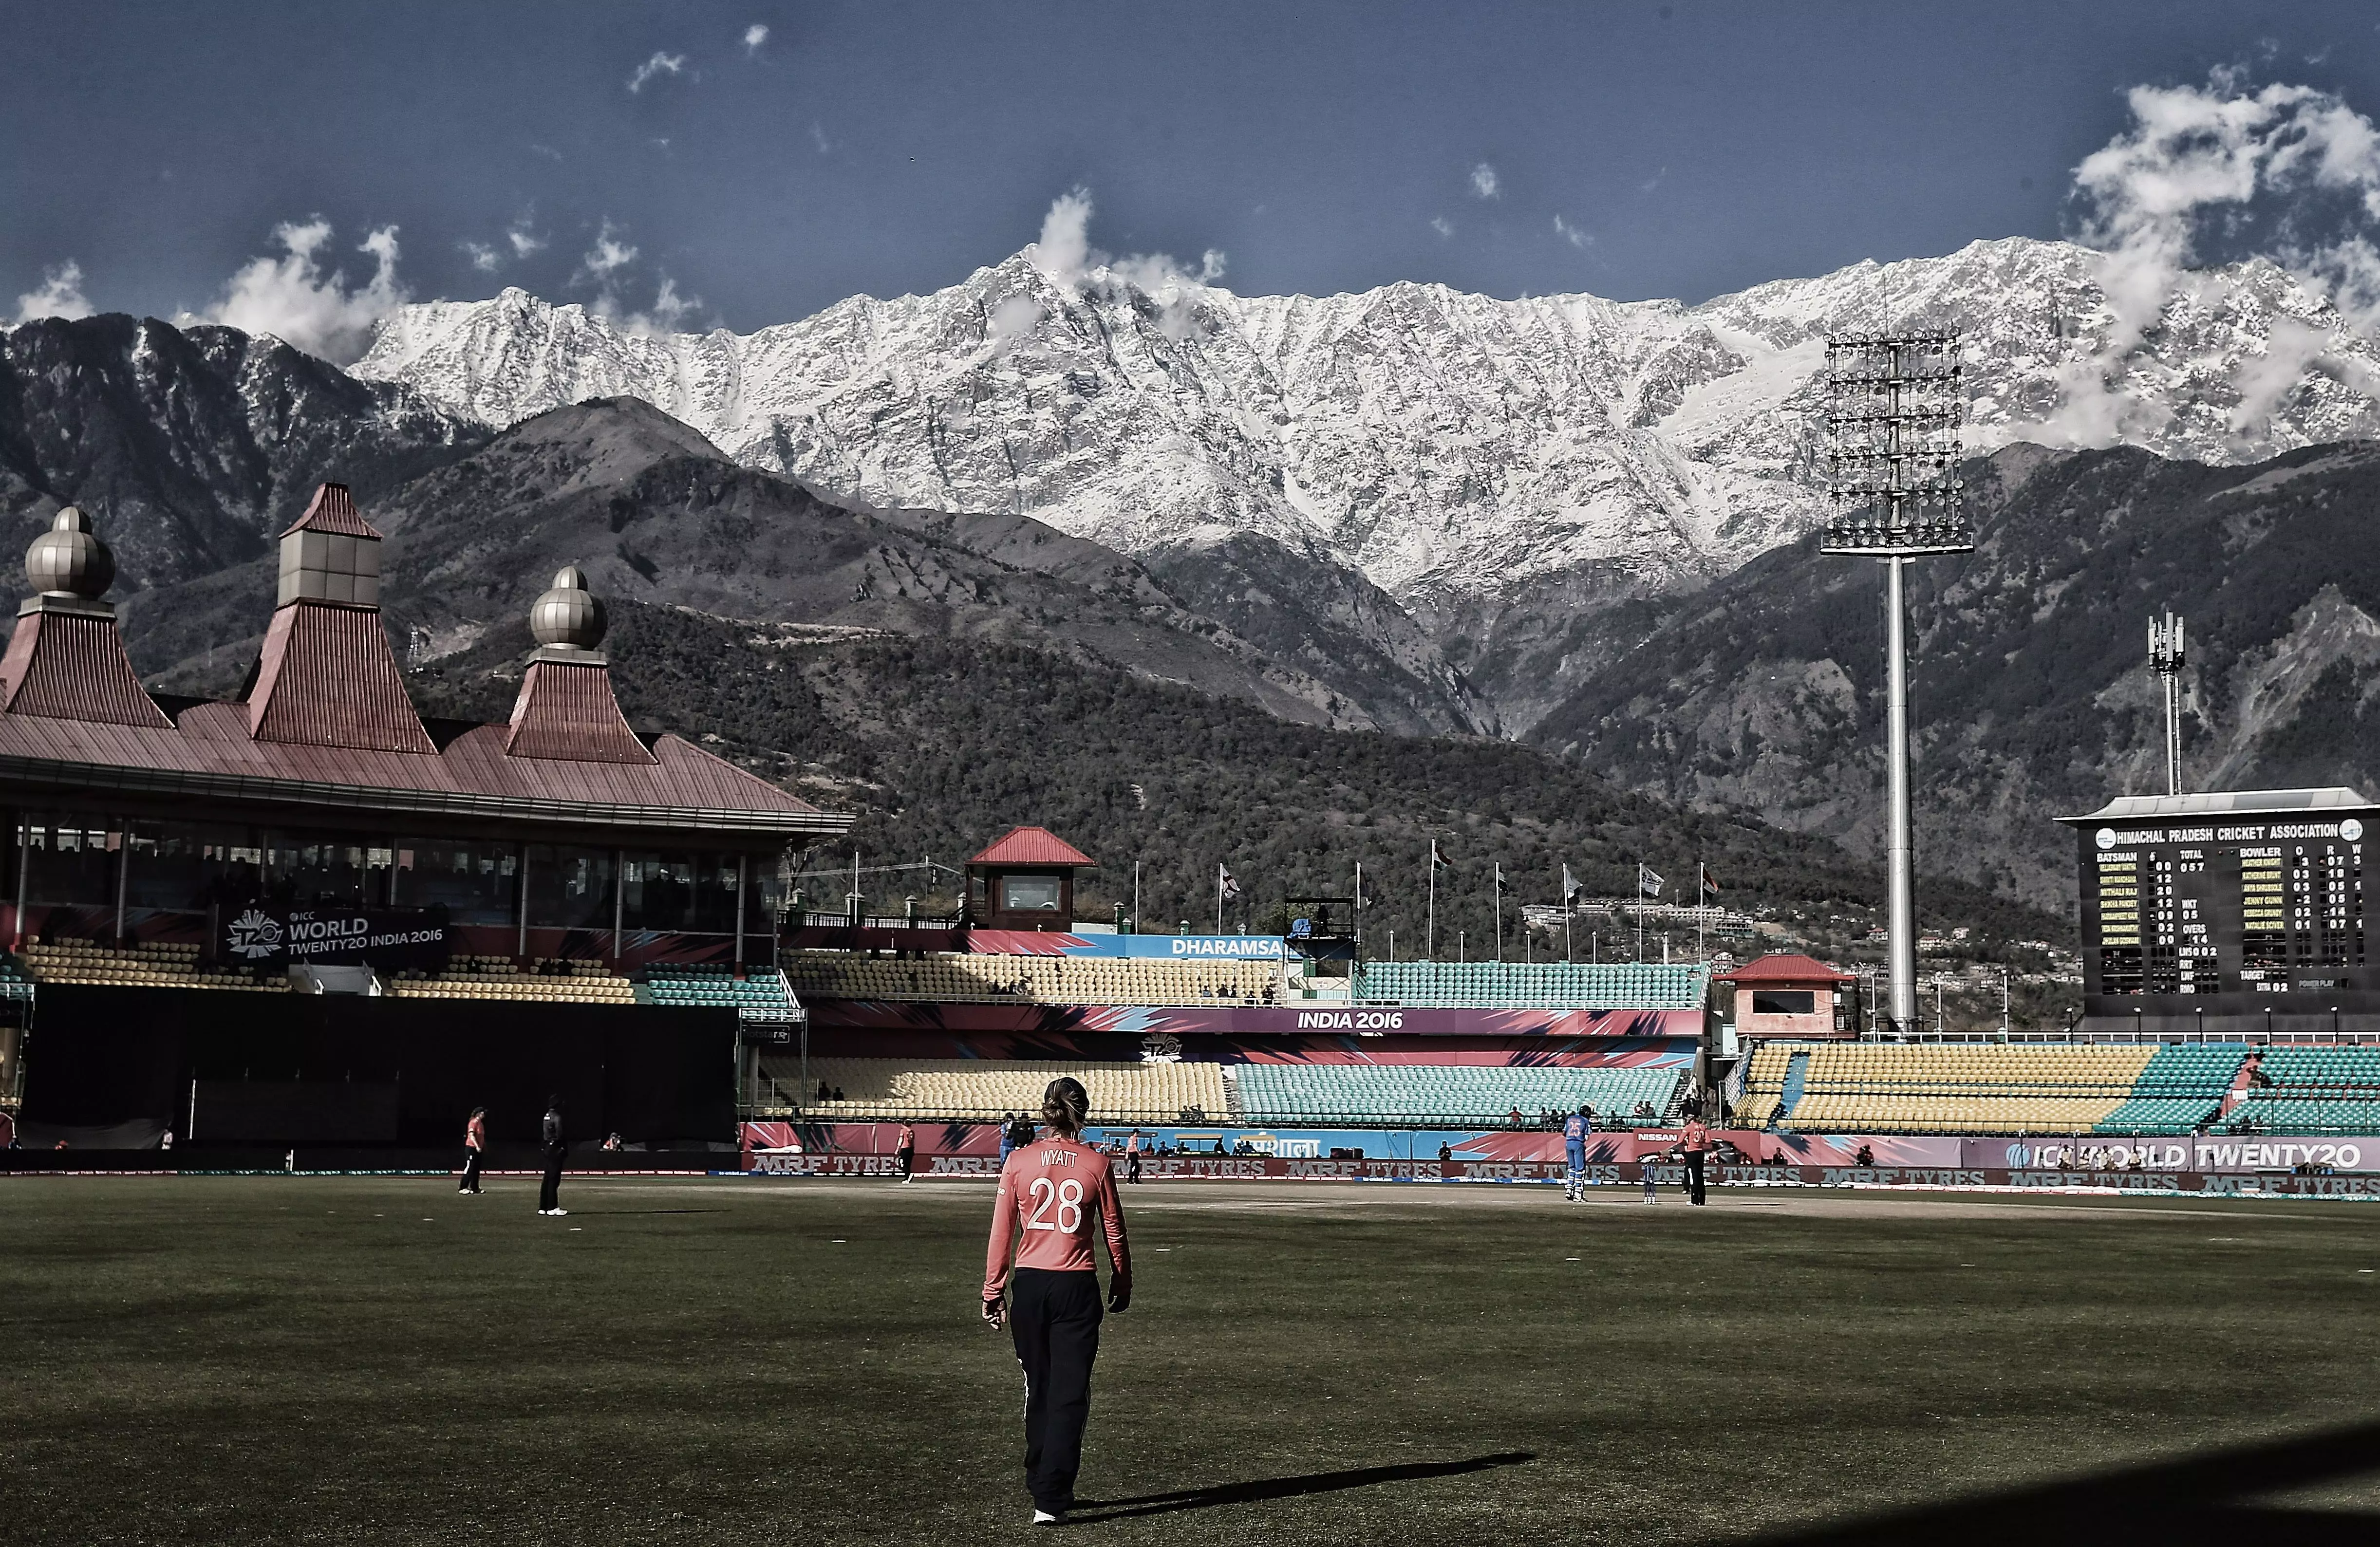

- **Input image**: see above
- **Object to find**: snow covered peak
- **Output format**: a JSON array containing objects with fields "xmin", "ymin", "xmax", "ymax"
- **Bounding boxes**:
[{"xmin": 353, "ymin": 237, "xmax": 2380, "ymax": 603}]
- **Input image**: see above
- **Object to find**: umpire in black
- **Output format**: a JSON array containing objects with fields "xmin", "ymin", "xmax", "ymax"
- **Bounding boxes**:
[{"xmin": 538, "ymin": 1094, "xmax": 568, "ymax": 1216}]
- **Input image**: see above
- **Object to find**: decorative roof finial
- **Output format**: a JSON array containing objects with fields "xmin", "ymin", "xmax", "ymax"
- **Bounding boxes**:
[
  {"xmin": 25, "ymin": 507, "xmax": 115, "ymax": 600},
  {"xmin": 530, "ymin": 565, "xmax": 607, "ymax": 652}
]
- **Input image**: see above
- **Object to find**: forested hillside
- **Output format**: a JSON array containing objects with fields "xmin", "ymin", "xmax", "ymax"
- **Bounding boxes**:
[{"xmin": 413, "ymin": 602, "xmax": 2067, "ymax": 958}]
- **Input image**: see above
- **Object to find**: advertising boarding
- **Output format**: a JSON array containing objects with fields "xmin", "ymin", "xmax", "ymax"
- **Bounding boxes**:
[{"xmin": 969, "ymin": 930, "xmax": 1285, "ymax": 960}]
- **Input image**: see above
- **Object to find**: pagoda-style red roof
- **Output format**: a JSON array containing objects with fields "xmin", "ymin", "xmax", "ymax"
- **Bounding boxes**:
[
  {"xmin": 506, "ymin": 657, "xmax": 656, "ymax": 765},
  {"xmin": 0, "ymin": 605, "xmax": 170, "ymax": 728},
  {"xmin": 1719, "ymin": 953, "xmax": 1856, "ymax": 985},
  {"xmin": 0, "ymin": 698, "xmax": 836, "ymax": 833},
  {"xmin": 279, "ymin": 482, "xmax": 383, "ymax": 539},
  {"xmin": 967, "ymin": 826, "xmax": 1095, "ymax": 867},
  {"xmin": 247, "ymin": 600, "xmax": 436, "ymax": 753}
]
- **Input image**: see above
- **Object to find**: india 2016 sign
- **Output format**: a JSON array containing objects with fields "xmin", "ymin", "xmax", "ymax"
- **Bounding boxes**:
[{"xmin": 222, "ymin": 905, "xmax": 451, "ymax": 972}]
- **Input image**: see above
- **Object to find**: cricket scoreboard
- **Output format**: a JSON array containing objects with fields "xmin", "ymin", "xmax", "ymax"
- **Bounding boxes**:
[{"xmin": 2061, "ymin": 789, "xmax": 2377, "ymax": 1033}]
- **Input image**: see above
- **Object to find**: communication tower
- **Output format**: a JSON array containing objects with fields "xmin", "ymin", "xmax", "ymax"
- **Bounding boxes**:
[
  {"xmin": 1820, "ymin": 333, "xmax": 1970, "ymax": 1038},
  {"xmin": 2149, "ymin": 612, "xmax": 2185, "ymax": 797}
]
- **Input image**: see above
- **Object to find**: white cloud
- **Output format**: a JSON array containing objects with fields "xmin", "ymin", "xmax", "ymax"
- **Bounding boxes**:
[
  {"xmin": 2014, "ymin": 71, "xmax": 2380, "ymax": 448},
  {"xmin": 1027, "ymin": 188, "xmax": 1095, "ymax": 284},
  {"xmin": 599, "ymin": 274, "xmax": 701, "ymax": 338},
  {"xmin": 1469, "ymin": 162, "xmax": 1499, "ymax": 199},
  {"xmin": 1020, "ymin": 189, "xmax": 1224, "ymax": 341},
  {"xmin": 987, "ymin": 293, "xmax": 1041, "ymax": 349},
  {"xmin": 809, "ymin": 121, "xmax": 831, "ymax": 155},
  {"xmin": 627, "ymin": 51, "xmax": 687, "ymax": 93},
  {"xmin": 1552, "ymin": 214, "xmax": 1591, "ymax": 249},
  {"xmin": 743, "ymin": 23, "xmax": 768, "ymax": 55},
  {"xmin": 578, "ymin": 222, "xmax": 639, "ymax": 282},
  {"xmin": 191, "ymin": 220, "xmax": 407, "ymax": 364},
  {"xmin": 13, "ymin": 260, "xmax": 94, "ymax": 323},
  {"xmin": 507, "ymin": 222, "xmax": 546, "ymax": 259},
  {"xmin": 463, "ymin": 241, "xmax": 501, "ymax": 273},
  {"xmin": 1430, "ymin": 216, "xmax": 1455, "ymax": 239}
]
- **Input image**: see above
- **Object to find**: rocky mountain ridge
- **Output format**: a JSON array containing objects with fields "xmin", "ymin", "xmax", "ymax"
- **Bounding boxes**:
[{"xmin": 356, "ymin": 237, "xmax": 2380, "ymax": 636}]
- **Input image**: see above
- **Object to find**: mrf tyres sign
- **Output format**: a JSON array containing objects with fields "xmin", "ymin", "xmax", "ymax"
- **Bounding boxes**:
[{"xmin": 223, "ymin": 905, "xmax": 451, "ymax": 972}]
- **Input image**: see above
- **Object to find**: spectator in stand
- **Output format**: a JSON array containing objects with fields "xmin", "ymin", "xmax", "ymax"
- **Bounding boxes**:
[
  {"xmin": 897, "ymin": 1122, "xmax": 917, "ymax": 1184},
  {"xmin": 818, "ymin": 1080, "xmax": 831, "ymax": 1103},
  {"xmin": 601, "ymin": 1132, "xmax": 624, "ymax": 1153},
  {"xmin": 998, "ymin": 1114, "xmax": 1019, "ymax": 1169},
  {"xmin": 1438, "ymin": 1139, "xmax": 1454, "ymax": 1175},
  {"xmin": 458, "ymin": 1107, "xmax": 487, "ymax": 1195},
  {"xmin": 1509, "ymin": 1106, "xmax": 1524, "ymax": 1130},
  {"xmin": 1681, "ymin": 1116, "xmax": 1709, "ymax": 1206},
  {"xmin": 1855, "ymin": 1143, "xmax": 1874, "ymax": 1169}
]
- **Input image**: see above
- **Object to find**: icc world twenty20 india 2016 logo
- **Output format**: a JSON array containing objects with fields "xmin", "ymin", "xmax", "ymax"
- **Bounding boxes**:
[{"xmin": 226, "ymin": 908, "xmax": 283, "ymax": 960}]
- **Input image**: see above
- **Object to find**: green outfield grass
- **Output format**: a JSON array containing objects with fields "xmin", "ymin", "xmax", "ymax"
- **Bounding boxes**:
[{"xmin": 4, "ymin": 1176, "xmax": 2380, "ymax": 1545}]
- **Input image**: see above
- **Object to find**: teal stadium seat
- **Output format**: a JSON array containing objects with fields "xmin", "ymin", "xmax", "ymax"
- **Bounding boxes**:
[
  {"xmin": 1354, "ymin": 961, "xmax": 1707, "ymax": 1010},
  {"xmin": 2221, "ymin": 1045, "xmax": 2380, "ymax": 1134},
  {"xmin": 2094, "ymin": 1044, "xmax": 2247, "ymax": 1135},
  {"xmin": 1233, "ymin": 1063, "xmax": 1686, "ymax": 1126}
]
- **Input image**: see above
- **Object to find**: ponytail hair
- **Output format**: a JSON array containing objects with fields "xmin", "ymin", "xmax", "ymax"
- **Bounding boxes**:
[{"xmin": 1041, "ymin": 1076, "xmax": 1090, "ymax": 1138}]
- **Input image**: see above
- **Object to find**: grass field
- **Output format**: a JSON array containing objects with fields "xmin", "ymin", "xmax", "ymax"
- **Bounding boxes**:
[{"xmin": 5, "ymin": 1175, "xmax": 2380, "ymax": 1545}]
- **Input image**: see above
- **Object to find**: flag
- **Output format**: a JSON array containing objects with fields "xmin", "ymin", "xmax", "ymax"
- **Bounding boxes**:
[
  {"xmin": 1638, "ymin": 862, "xmax": 1664, "ymax": 898},
  {"xmin": 1701, "ymin": 865, "xmax": 1722, "ymax": 899},
  {"xmin": 1218, "ymin": 865, "xmax": 1241, "ymax": 901},
  {"xmin": 1493, "ymin": 862, "xmax": 1505, "ymax": 894},
  {"xmin": 1429, "ymin": 840, "xmax": 1450, "ymax": 870},
  {"xmin": 1562, "ymin": 864, "xmax": 1581, "ymax": 905}
]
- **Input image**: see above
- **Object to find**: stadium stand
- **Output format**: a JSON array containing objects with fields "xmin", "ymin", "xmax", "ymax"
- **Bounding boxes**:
[
  {"xmin": 386, "ymin": 955, "xmax": 636, "ymax": 1003},
  {"xmin": 758, "ymin": 1056, "xmax": 1229, "ymax": 1123},
  {"xmin": 20, "ymin": 937, "xmax": 289, "ymax": 991},
  {"xmin": 1232, "ymin": 1062, "xmax": 1686, "ymax": 1127},
  {"xmin": 638, "ymin": 963, "xmax": 796, "ymax": 1019},
  {"xmin": 1740, "ymin": 1044, "xmax": 2160, "ymax": 1135},
  {"xmin": 1356, "ymin": 961, "xmax": 1707, "ymax": 1009},
  {"xmin": 2092, "ymin": 1044, "xmax": 2246, "ymax": 1134},
  {"xmin": 2220, "ymin": 1046, "xmax": 2380, "ymax": 1134},
  {"xmin": 780, "ymin": 952, "xmax": 1279, "ymax": 1006}
]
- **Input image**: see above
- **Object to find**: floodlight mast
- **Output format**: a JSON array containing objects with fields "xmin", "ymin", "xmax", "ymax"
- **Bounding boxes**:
[
  {"xmin": 2149, "ymin": 612, "xmax": 2186, "ymax": 797},
  {"xmin": 1820, "ymin": 333, "xmax": 1971, "ymax": 1039}
]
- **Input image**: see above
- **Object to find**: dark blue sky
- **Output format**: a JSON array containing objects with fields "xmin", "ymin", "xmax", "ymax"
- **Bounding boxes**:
[{"xmin": 8, "ymin": 1, "xmax": 2380, "ymax": 332}]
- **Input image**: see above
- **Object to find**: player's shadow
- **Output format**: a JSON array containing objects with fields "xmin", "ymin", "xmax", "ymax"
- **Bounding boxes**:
[
  {"xmin": 1732, "ymin": 1419, "xmax": 2380, "ymax": 1546},
  {"xmin": 1063, "ymin": 1450, "xmax": 1533, "ymax": 1522}
]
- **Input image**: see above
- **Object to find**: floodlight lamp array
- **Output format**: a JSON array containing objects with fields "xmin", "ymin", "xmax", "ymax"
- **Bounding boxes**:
[{"xmin": 1818, "ymin": 331, "xmax": 1973, "ymax": 556}]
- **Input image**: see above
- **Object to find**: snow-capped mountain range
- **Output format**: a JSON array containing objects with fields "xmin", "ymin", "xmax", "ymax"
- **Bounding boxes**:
[{"xmin": 355, "ymin": 236, "xmax": 2380, "ymax": 612}]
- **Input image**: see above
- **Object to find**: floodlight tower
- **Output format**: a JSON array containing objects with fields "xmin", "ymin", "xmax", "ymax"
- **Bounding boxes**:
[
  {"xmin": 1821, "ymin": 333, "xmax": 1970, "ymax": 1039},
  {"xmin": 2149, "ymin": 611, "xmax": 2185, "ymax": 797}
]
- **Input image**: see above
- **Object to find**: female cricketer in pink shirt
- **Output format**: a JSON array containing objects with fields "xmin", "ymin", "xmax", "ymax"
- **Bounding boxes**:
[{"xmin": 983, "ymin": 1077, "xmax": 1131, "ymax": 1525}]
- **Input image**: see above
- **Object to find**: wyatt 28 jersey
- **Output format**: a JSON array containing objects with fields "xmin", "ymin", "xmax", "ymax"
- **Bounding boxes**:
[{"xmin": 983, "ymin": 1137, "xmax": 1131, "ymax": 1297}]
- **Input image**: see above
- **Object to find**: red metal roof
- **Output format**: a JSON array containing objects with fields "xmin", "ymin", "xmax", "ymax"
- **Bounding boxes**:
[
  {"xmin": 247, "ymin": 602, "xmax": 437, "ymax": 753},
  {"xmin": 967, "ymin": 826, "xmax": 1096, "ymax": 867},
  {"xmin": 0, "ymin": 698, "xmax": 834, "ymax": 833},
  {"xmin": 279, "ymin": 483, "xmax": 382, "ymax": 540},
  {"xmin": 505, "ymin": 657, "xmax": 656, "ymax": 765},
  {"xmin": 1718, "ymin": 952, "xmax": 1856, "ymax": 985},
  {"xmin": 0, "ymin": 606, "xmax": 170, "ymax": 728}
]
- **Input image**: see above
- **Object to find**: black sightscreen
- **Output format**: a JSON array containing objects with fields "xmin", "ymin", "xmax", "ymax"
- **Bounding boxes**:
[{"xmin": 19, "ymin": 986, "xmax": 734, "ymax": 1147}]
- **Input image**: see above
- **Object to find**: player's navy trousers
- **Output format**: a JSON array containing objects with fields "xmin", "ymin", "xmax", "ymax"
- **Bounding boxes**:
[
  {"xmin": 1684, "ymin": 1151, "xmax": 1705, "ymax": 1205},
  {"xmin": 1010, "ymin": 1267, "xmax": 1103, "ymax": 1510},
  {"xmin": 538, "ymin": 1144, "xmax": 564, "ymax": 1211}
]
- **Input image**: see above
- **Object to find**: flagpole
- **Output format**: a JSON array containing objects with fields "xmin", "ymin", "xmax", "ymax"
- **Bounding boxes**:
[
  {"xmin": 1133, "ymin": 859, "xmax": 1141, "ymax": 935},
  {"xmin": 1636, "ymin": 859, "xmax": 1644, "ymax": 961},
  {"xmin": 1354, "ymin": 861, "xmax": 1364, "ymax": 953},
  {"xmin": 1215, "ymin": 862, "xmax": 1223, "ymax": 933},
  {"xmin": 1426, "ymin": 842, "xmax": 1437, "ymax": 960},
  {"xmin": 1697, "ymin": 860, "xmax": 1706, "ymax": 963},
  {"xmin": 1493, "ymin": 865, "xmax": 1502, "ymax": 963}
]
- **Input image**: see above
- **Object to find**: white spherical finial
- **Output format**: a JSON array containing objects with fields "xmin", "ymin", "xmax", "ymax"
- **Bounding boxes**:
[
  {"xmin": 26, "ymin": 506, "xmax": 115, "ymax": 599},
  {"xmin": 530, "ymin": 564, "xmax": 607, "ymax": 650}
]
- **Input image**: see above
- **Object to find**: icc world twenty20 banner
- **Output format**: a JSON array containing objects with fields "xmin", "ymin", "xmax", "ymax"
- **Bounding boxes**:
[{"xmin": 221, "ymin": 904, "xmax": 452, "ymax": 972}]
